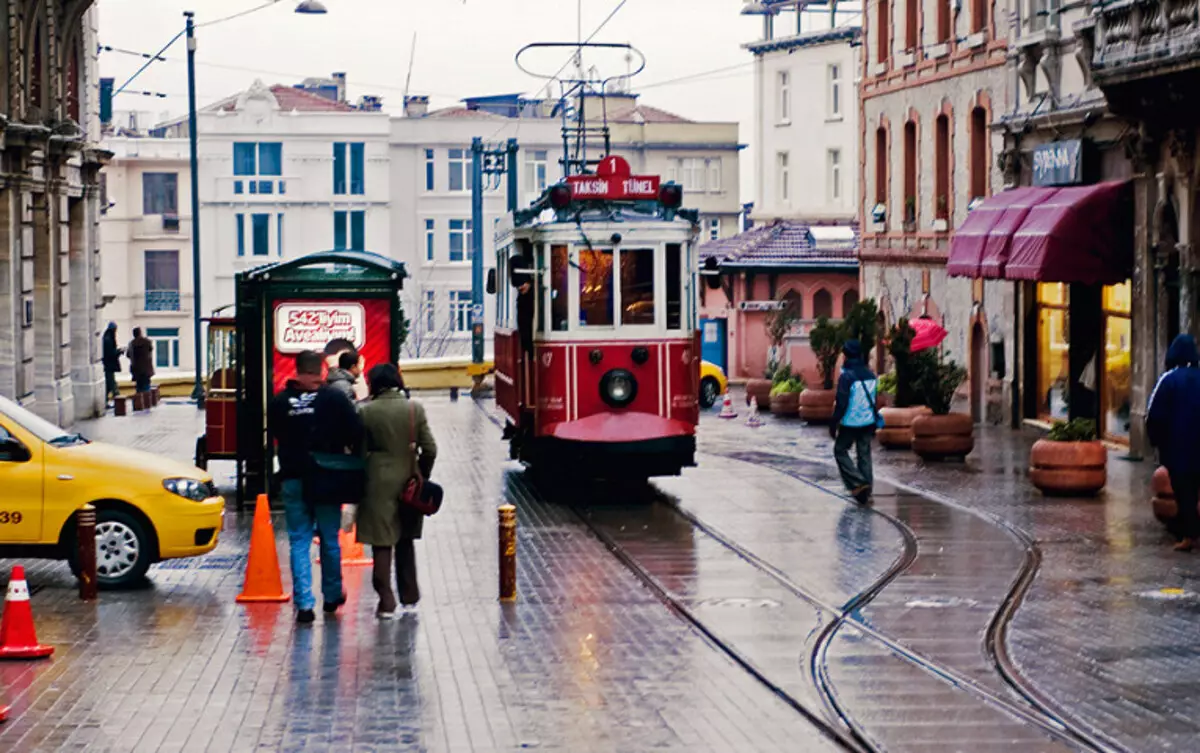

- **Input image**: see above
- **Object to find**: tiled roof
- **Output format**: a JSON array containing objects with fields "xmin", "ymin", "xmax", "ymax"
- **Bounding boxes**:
[
  {"xmin": 207, "ymin": 85, "xmax": 355, "ymax": 113},
  {"xmin": 425, "ymin": 106, "xmax": 509, "ymax": 120},
  {"xmin": 698, "ymin": 220, "xmax": 859, "ymax": 269},
  {"xmin": 608, "ymin": 103, "xmax": 692, "ymax": 124}
]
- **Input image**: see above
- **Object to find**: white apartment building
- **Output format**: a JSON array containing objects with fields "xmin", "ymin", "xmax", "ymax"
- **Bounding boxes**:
[
  {"xmin": 746, "ymin": 3, "xmax": 862, "ymax": 221},
  {"xmin": 100, "ymin": 133, "xmax": 195, "ymax": 377}
]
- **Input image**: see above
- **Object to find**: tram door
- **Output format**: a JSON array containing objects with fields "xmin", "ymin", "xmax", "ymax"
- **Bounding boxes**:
[{"xmin": 701, "ymin": 318, "xmax": 727, "ymax": 372}]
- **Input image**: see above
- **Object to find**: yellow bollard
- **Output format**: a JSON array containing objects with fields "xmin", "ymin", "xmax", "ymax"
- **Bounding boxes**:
[{"xmin": 498, "ymin": 504, "xmax": 517, "ymax": 601}]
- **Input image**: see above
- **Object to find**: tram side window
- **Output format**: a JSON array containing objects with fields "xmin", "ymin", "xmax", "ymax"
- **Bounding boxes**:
[
  {"xmin": 497, "ymin": 251, "xmax": 508, "ymax": 327},
  {"xmin": 536, "ymin": 244, "xmax": 547, "ymax": 333},
  {"xmin": 666, "ymin": 243, "xmax": 682, "ymax": 330},
  {"xmin": 550, "ymin": 244, "xmax": 570, "ymax": 332},
  {"xmin": 579, "ymin": 248, "xmax": 614, "ymax": 327},
  {"xmin": 621, "ymin": 249, "xmax": 655, "ymax": 325}
]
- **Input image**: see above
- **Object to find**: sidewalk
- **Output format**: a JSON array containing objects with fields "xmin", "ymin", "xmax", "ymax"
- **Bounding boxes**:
[{"xmin": 694, "ymin": 390, "xmax": 1197, "ymax": 753}]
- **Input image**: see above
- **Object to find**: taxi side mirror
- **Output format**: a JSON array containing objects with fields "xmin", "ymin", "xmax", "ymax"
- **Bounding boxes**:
[{"xmin": 486, "ymin": 268, "xmax": 497, "ymax": 295}]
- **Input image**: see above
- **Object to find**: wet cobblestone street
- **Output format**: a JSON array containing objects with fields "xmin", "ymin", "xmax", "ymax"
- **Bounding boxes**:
[{"xmin": 0, "ymin": 392, "xmax": 1195, "ymax": 752}]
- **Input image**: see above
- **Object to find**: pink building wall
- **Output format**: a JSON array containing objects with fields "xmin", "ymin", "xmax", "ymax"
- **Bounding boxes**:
[{"xmin": 699, "ymin": 270, "xmax": 860, "ymax": 384}]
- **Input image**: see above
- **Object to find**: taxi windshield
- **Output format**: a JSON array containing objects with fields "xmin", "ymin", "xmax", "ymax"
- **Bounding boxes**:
[{"xmin": 0, "ymin": 394, "xmax": 79, "ymax": 444}]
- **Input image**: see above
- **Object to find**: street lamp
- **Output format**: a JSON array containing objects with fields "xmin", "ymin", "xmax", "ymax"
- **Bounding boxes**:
[{"xmin": 183, "ymin": 2, "xmax": 326, "ymax": 407}]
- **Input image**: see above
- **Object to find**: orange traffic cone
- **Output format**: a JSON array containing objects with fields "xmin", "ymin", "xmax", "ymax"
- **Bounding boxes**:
[
  {"xmin": 718, "ymin": 392, "xmax": 737, "ymax": 419},
  {"xmin": 236, "ymin": 495, "xmax": 290, "ymax": 604},
  {"xmin": 0, "ymin": 566, "xmax": 54, "ymax": 659}
]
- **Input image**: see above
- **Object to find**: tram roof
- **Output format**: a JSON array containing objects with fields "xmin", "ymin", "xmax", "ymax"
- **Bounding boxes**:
[{"xmin": 238, "ymin": 250, "xmax": 407, "ymax": 284}]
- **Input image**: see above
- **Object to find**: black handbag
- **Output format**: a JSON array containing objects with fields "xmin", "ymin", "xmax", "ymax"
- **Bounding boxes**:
[
  {"xmin": 306, "ymin": 451, "xmax": 366, "ymax": 506},
  {"xmin": 400, "ymin": 404, "xmax": 442, "ymax": 516}
]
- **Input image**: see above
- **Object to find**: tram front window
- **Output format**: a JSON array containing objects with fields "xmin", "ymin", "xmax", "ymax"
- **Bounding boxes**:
[
  {"xmin": 550, "ymin": 244, "xmax": 570, "ymax": 332},
  {"xmin": 621, "ymin": 248, "xmax": 655, "ymax": 325},
  {"xmin": 579, "ymin": 248, "xmax": 614, "ymax": 327}
]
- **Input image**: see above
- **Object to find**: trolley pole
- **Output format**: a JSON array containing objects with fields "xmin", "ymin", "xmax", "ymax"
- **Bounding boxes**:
[{"xmin": 185, "ymin": 11, "xmax": 205, "ymax": 407}]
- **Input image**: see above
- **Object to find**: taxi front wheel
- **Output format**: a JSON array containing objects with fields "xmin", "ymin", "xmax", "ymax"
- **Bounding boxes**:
[{"xmin": 68, "ymin": 508, "xmax": 153, "ymax": 589}]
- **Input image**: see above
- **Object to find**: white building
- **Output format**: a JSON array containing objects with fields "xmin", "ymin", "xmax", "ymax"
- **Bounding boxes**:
[
  {"xmin": 745, "ymin": 3, "xmax": 862, "ymax": 221},
  {"xmin": 99, "ymin": 133, "xmax": 195, "ymax": 377}
]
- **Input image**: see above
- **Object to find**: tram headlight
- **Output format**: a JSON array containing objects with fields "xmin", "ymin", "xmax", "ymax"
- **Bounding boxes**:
[{"xmin": 600, "ymin": 369, "xmax": 638, "ymax": 409}]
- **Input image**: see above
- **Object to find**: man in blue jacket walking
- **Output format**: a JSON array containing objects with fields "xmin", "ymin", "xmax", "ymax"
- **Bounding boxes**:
[
  {"xmin": 1147, "ymin": 334, "xmax": 1200, "ymax": 551},
  {"xmin": 831, "ymin": 339, "xmax": 879, "ymax": 505}
]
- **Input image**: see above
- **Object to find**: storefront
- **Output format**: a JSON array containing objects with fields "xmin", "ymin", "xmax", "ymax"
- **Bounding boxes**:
[{"xmin": 948, "ymin": 139, "xmax": 1135, "ymax": 441}]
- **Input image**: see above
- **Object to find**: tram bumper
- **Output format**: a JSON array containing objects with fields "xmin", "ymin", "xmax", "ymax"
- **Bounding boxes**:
[{"xmin": 541, "ymin": 412, "xmax": 696, "ymax": 477}]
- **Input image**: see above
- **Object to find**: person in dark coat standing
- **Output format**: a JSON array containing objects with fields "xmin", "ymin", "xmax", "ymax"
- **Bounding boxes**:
[
  {"xmin": 101, "ymin": 323, "xmax": 123, "ymax": 402},
  {"xmin": 268, "ymin": 349, "xmax": 364, "ymax": 623},
  {"xmin": 358, "ymin": 363, "xmax": 438, "ymax": 616},
  {"xmin": 1147, "ymin": 334, "xmax": 1200, "ymax": 551},
  {"xmin": 831, "ymin": 339, "xmax": 880, "ymax": 505},
  {"xmin": 127, "ymin": 328, "xmax": 155, "ymax": 394}
]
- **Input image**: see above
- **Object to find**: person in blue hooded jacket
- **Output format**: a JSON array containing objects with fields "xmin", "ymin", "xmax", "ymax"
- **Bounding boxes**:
[
  {"xmin": 831, "ymin": 339, "xmax": 879, "ymax": 505},
  {"xmin": 1147, "ymin": 334, "xmax": 1200, "ymax": 551}
]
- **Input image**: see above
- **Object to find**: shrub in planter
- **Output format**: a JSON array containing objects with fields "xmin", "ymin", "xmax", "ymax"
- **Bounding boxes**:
[
  {"xmin": 1030, "ymin": 419, "xmax": 1107, "ymax": 496},
  {"xmin": 769, "ymin": 375, "xmax": 806, "ymax": 416},
  {"xmin": 800, "ymin": 316, "xmax": 844, "ymax": 423},
  {"xmin": 878, "ymin": 405, "xmax": 931, "ymax": 448},
  {"xmin": 911, "ymin": 356, "xmax": 973, "ymax": 460},
  {"xmin": 877, "ymin": 371, "xmax": 897, "ymax": 409},
  {"xmin": 746, "ymin": 359, "xmax": 779, "ymax": 409}
]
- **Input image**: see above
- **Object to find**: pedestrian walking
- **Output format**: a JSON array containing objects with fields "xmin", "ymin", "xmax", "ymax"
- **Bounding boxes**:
[
  {"xmin": 101, "ymin": 323, "xmax": 123, "ymax": 403},
  {"xmin": 127, "ymin": 327, "xmax": 155, "ymax": 394},
  {"xmin": 358, "ymin": 363, "xmax": 439, "ymax": 617},
  {"xmin": 1147, "ymin": 334, "xmax": 1200, "ymax": 551},
  {"xmin": 326, "ymin": 349, "xmax": 361, "ymax": 402},
  {"xmin": 268, "ymin": 349, "xmax": 364, "ymax": 623},
  {"xmin": 831, "ymin": 339, "xmax": 881, "ymax": 505}
]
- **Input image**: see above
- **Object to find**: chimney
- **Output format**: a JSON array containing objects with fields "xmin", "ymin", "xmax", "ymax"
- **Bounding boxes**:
[
  {"xmin": 331, "ymin": 72, "xmax": 347, "ymax": 103},
  {"xmin": 358, "ymin": 95, "xmax": 383, "ymax": 112},
  {"xmin": 404, "ymin": 95, "xmax": 429, "ymax": 118}
]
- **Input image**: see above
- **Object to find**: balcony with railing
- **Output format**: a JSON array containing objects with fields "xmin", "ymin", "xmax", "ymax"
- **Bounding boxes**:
[
  {"xmin": 1086, "ymin": 0, "xmax": 1200, "ymax": 92},
  {"xmin": 144, "ymin": 290, "xmax": 182, "ymax": 312}
]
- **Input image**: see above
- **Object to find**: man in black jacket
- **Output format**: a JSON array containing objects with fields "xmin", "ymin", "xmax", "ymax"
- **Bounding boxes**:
[
  {"xmin": 268, "ymin": 349, "xmax": 363, "ymax": 623},
  {"xmin": 101, "ymin": 323, "xmax": 123, "ymax": 403},
  {"xmin": 1148, "ymin": 334, "xmax": 1200, "ymax": 551}
]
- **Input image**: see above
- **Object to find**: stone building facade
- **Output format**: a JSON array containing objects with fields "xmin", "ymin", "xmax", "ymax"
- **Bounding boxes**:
[
  {"xmin": 0, "ymin": 1, "xmax": 107, "ymax": 425},
  {"xmin": 859, "ymin": 0, "xmax": 1012, "ymax": 423}
]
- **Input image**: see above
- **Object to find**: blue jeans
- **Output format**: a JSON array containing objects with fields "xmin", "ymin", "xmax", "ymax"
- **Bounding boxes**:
[{"xmin": 281, "ymin": 479, "xmax": 343, "ymax": 611}]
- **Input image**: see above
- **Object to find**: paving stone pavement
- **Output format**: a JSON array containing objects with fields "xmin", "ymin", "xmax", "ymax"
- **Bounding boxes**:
[
  {"xmin": 695, "ymin": 391, "xmax": 1200, "ymax": 753},
  {"xmin": 0, "ymin": 398, "xmax": 842, "ymax": 753}
]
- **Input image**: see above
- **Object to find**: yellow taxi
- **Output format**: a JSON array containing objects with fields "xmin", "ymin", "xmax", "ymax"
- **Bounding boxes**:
[
  {"xmin": 700, "ymin": 360, "xmax": 729, "ymax": 409},
  {"xmin": 0, "ymin": 395, "xmax": 224, "ymax": 588}
]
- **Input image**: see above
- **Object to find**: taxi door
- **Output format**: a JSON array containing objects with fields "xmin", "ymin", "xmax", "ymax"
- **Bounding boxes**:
[{"xmin": 0, "ymin": 418, "xmax": 45, "ymax": 542}]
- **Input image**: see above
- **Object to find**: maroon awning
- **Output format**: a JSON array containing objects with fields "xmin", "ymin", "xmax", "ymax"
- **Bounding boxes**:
[
  {"xmin": 978, "ymin": 187, "xmax": 1056, "ymax": 279},
  {"xmin": 1006, "ymin": 181, "xmax": 1133, "ymax": 284},
  {"xmin": 947, "ymin": 187, "xmax": 1048, "ymax": 278}
]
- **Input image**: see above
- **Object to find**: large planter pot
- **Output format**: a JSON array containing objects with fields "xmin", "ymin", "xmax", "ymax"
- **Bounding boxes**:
[
  {"xmin": 770, "ymin": 391, "xmax": 801, "ymax": 416},
  {"xmin": 877, "ymin": 406, "xmax": 931, "ymax": 449},
  {"xmin": 799, "ymin": 388, "xmax": 836, "ymax": 423},
  {"xmin": 1151, "ymin": 466, "xmax": 1190, "ymax": 528},
  {"xmin": 746, "ymin": 379, "xmax": 772, "ymax": 410},
  {"xmin": 1029, "ymin": 439, "xmax": 1107, "ymax": 496},
  {"xmin": 876, "ymin": 392, "xmax": 895, "ymax": 409},
  {"xmin": 911, "ymin": 413, "xmax": 974, "ymax": 460}
]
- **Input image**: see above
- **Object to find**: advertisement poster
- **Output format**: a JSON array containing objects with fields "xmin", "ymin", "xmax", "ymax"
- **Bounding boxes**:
[{"xmin": 271, "ymin": 298, "xmax": 391, "ymax": 399}]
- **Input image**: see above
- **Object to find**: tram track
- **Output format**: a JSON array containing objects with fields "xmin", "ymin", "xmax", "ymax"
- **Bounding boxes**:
[{"xmin": 473, "ymin": 400, "xmax": 1121, "ymax": 752}]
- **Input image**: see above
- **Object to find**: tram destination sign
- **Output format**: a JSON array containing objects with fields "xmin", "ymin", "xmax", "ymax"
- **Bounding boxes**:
[{"xmin": 567, "ymin": 155, "xmax": 660, "ymax": 201}]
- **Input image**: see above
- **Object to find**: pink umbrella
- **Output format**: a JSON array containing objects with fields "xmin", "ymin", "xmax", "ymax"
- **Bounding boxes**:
[{"xmin": 909, "ymin": 317, "xmax": 948, "ymax": 353}]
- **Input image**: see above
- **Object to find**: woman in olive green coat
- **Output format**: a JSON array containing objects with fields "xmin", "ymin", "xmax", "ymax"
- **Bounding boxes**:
[{"xmin": 358, "ymin": 363, "xmax": 437, "ymax": 616}]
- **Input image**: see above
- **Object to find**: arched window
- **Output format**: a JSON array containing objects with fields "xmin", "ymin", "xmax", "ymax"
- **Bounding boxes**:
[
  {"xmin": 935, "ymin": 113, "xmax": 951, "ymax": 223},
  {"xmin": 970, "ymin": 106, "xmax": 988, "ymax": 202},
  {"xmin": 842, "ymin": 289, "xmax": 860, "ymax": 317},
  {"xmin": 906, "ymin": 0, "xmax": 919, "ymax": 51},
  {"xmin": 937, "ymin": 0, "xmax": 951, "ymax": 42},
  {"xmin": 875, "ymin": 127, "xmax": 888, "ymax": 206},
  {"xmin": 66, "ymin": 44, "xmax": 81, "ymax": 123},
  {"xmin": 904, "ymin": 120, "xmax": 917, "ymax": 228},
  {"xmin": 972, "ymin": 0, "xmax": 988, "ymax": 34},
  {"xmin": 781, "ymin": 289, "xmax": 802, "ymax": 319},
  {"xmin": 813, "ymin": 289, "xmax": 833, "ymax": 319},
  {"xmin": 29, "ymin": 23, "xmax": 44, "ymax": 116},
  {"xmin": 877, "ymin": 0, "xmax": 891, "ymax": 65}
]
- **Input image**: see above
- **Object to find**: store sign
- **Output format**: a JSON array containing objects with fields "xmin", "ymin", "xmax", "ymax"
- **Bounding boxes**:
[
  {"xmin": 566, "ymin": 155, "xmax": 660, "ymax": 200},
  {"xmin": 274, "ymin": 302, "xmax": 365, "ymax": 353},
  {"xmin": 739, "ymin": 301, "xmax": 787, "ymax": 312},
  {"xmin": 1032, "ymin": 140, "xmax": 1083, "ymax": 187}
]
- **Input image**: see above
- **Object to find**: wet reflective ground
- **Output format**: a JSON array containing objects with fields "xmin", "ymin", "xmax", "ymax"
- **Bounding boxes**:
[{"xmin": 0, "ymin": 393, "xmax": 1192, "ymax": 752}]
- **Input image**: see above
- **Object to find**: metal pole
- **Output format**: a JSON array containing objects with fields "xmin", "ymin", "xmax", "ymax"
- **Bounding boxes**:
[
  {"xmin": 470, "ymin": 137, "xmax": 485, "ymax": 367},
  {"xmin": 185, "ymin": 11, "xmax": 205, "ymax": 407},
  {"xmin": 76, "ymin": 505, "xmax": 97, "ymax": 601},
  {"xmin": 506, "ymin": 138, "xmax": 519, "ymax": 213},
  {"xmin": 498, "ymin": 504, "xmax": 516, "ymax": 601}
]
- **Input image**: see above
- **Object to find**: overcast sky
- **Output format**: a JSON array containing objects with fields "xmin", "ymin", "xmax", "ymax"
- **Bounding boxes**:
[{"xmin": 98, "ymin": 0, "xmax": 765, "ymax": 199}]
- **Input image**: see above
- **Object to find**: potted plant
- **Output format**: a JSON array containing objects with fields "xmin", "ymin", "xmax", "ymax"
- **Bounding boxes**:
[
  {"xmin": 799, "ymin": 316, "xmax": 844, "ymax": 423},
  {"xmin": 769, "ymin": 371, "xmax": 806, "ymax": 416},
  {"xmin": 877, "ymin": 371, "xmax": 897, "ymax": 409},
  {"xmin": 878, "ymin": 319, "xmax": 930, "ymax": 448},
  {"xmin": 747, "ymin": 295, "xmax": 802, "ymax": 409},
  {"xmin": 1029, "ymin": 419, "xmax": 1107, "ymax": 496},
  {"xmin": 910, "ymin": 354, "xmax": 973, "ymax": 461}
]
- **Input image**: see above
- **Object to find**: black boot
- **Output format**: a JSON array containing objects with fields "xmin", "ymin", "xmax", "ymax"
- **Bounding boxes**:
[{"xmin": 396, "ymin": 539, "xmax": 420, "ymax": 606}]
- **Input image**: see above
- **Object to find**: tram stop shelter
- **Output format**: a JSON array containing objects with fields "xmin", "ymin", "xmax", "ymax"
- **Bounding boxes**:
[{"xmin": 232, "ymin": 250, "xmax": 407, "ymax": 507}]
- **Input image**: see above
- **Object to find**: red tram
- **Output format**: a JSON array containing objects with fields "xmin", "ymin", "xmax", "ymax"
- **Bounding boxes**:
[{"xmin": 492, "ymin": 154, "xmax": 702, "ymax": 479}]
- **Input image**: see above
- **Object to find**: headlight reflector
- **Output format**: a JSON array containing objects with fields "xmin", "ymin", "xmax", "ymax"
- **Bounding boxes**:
[
  {"xmin": 163, "ymin": 478, "xmax": 215, "ymax": 502},
  {"xmin": 600, "ymin": 369, "xmax": 638, "ymax": 408}
]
